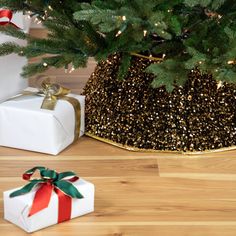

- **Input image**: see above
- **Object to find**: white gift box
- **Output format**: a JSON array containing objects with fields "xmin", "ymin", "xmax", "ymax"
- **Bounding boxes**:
[
  {"xmin": 0, "ymin": 88, "xmax": 85, "ymax": 155},
  {"xmin": 4, "ymin": 178, "xmax": 95, "ymax": 233},
  {"xmin": 0, "ymin": 12, "xmax": 31, "ymax": 102}
]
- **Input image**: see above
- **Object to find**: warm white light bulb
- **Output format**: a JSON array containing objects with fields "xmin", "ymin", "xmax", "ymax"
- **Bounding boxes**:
[
  {"xmin": 217, "ymin": 81, "xmax": 223, "ymax": 89},
  {"xmin": 36, "ymin": 18, "xmax": 42, "ymax": 24},
  {"xmin": 228, "ymin": 60, "xmax": 235, "ymax": 65},
  {"xmin": 69, "ymin": 66, "xmax": 75, "ymax": 73},
  {"xmin": 116, "ymin": 30, "xmax": 122, "ymax": 37}
]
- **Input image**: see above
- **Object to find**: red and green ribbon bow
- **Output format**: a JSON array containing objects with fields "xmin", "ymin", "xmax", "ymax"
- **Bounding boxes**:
[
  {"xmin": 10, "ymin": 167, "xmax": 83, "ymax": 223},
  {"xmin": 0, "ymin": 9, "xmax": 20, "ymax": 28}
]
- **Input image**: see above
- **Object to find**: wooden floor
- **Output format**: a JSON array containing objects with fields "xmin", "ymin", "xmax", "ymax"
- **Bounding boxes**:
[
  {"xmin": 0, "ymin": 140, "xmax": 236, "ymax": 235},
  {"xmin": 0, "ymin": 28, "xmax": 236, "ymax": 235}
]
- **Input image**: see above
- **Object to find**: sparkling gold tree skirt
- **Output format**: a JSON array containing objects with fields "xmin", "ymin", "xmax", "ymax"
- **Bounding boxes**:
[{"xmin": 83, "ymin": 55, "xmax": 236, "ymax": 153}]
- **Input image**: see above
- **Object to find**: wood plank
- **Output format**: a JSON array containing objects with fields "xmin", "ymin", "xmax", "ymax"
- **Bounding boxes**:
[
  {"xmin": 157, "ymin": 154, "xmax": 236, "ymax": 175},
  {"xmin": 1, "ymin": 176, "xmax": 236, "ymax": 235},
  {"xmin": 0, "ymin": 159, "xmax": 159, "ymax": 177},
  {"xmin": 1, "ymin": 224, "xmax": 236, "ymax": 236}
]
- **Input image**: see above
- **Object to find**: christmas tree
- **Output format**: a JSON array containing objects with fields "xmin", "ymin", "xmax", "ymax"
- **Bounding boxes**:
[
  {"xmin": 1, "ymin": 0, "xmax": 236, "ymax": 152},
  {"xmin": 0, "ymin": 0, "xmax": 236, "ymax": 92}
]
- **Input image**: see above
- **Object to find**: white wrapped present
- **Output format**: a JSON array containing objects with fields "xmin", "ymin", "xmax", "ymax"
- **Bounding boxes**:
[
  {"xmin": 3, "ymin": 167, "xmax": 95, "ymax": 233},
  {"xmin": 0, "ymin": 11, "xmax": 31, "ymax": 102},
  {"xmin": 0, "ymin": 87, "xmax": 85, "ymax": 155}
]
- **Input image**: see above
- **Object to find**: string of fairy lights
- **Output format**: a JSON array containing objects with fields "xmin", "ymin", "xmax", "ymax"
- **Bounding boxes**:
[
  {"xmin": 21, "ymin": 2, "xmax": 236, "ymax": 75},
  {"xmin": 23, "ymin": 3, "xmax": 79, "ymax": 73},
  {"xmin": 113, "ymin": 9, "xmax": 236, "ymax": 69}
]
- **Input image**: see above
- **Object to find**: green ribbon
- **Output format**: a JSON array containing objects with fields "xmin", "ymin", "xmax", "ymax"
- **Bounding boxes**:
[{"xmin": 10, "ymin": 166, "xmax": 83, "ymax": 199}]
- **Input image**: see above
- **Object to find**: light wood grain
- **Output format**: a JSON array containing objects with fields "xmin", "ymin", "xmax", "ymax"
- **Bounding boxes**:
[
  {"xmin": 0, "ymin": 28, "xmax": 236, "ymax": 235},
  {"xmin": 1, "ymin": 130, "xmax": 236, "ymax": 236}
]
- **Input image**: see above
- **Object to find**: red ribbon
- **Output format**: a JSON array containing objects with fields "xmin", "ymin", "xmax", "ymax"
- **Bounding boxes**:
[
  {"xmin": 55, "ymin": 188, "xmax": 72, "ymax": 223},
  {"xmin": 29, "ymin": 182, "xmax": 74, "ymax": 223},
  {"xmin": 0, "ymin": 9, "xmax": 20, "ymax": 28},
  {"xmin": 23, "ymin": 173, "xmax": 79, "ymax": 223}
]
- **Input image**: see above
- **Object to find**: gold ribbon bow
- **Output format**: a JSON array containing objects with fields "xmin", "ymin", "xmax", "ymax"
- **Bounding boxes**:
[
  {"xmin": 7, "ymin": 79, "xmax": 81, "ymax": 142},
  {"xmin": 39, "ymin": 80, "xmax": 71, "ymax": 110}
]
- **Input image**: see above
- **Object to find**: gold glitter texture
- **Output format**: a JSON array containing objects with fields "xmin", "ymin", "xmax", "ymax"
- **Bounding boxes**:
[{"xmin": 83, "ymin": 54, "xmax": 236, "ymax": 152}]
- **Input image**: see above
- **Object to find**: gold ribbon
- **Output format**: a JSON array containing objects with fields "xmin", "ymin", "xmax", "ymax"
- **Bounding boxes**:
[
  {"xmin": 7, "ymin": 79, "xmax": 81, "ymax": 142},
  {"xmin": 39, "ymin": 79, "xmax": 71, "ymax": 110},
  {"xmin": 130, "ymin": 52, "xmax": 163, "ymax": 62}
]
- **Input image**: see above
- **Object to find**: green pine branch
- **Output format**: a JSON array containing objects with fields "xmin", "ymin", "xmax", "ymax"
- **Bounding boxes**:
[{"xmin": 0, "ymin": 0, "xmax": 236, "ymax": 91}]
